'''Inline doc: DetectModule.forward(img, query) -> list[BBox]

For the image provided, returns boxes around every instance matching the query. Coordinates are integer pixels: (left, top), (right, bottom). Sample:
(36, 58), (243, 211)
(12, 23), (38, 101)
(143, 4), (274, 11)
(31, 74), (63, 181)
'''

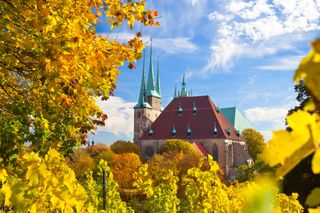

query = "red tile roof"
(193, 142), (209, 156)
(140, 96), (243, 141)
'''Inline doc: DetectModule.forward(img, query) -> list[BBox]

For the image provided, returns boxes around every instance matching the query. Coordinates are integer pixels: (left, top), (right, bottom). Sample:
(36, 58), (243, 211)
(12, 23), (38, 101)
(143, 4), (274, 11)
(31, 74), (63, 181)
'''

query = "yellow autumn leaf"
(295, 42), (320, 100)
(262, 130), (306, 167)
(309, 208), (320, 213)
(2, 181), (12, 206)
(0, 169), (7, 182)
(306, 188), (320, 208)
(312, 150), (320, 174)
(262, 110), (320, 179)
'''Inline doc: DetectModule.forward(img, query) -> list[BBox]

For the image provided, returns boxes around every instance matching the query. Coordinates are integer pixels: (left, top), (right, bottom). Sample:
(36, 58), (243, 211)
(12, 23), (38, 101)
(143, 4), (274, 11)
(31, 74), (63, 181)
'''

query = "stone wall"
(133, 107), (161, 142)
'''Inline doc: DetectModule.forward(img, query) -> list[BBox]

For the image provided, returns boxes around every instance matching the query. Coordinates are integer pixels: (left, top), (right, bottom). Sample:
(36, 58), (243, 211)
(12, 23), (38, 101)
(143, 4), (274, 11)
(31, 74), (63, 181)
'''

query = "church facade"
(133, 46), (252, 178)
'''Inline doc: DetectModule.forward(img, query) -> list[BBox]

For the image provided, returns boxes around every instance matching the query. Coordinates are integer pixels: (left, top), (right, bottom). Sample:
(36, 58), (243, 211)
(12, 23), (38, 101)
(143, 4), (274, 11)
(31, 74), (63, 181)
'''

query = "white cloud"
(257, 55), (304, 71)
(205, 0), (320, 72)
(244, 106), (288, 141)
(245, 107), (287, 125)
(96, 96), (135, 136)
(259, 130), (273, 141)
(99, 32), (198, 54)
(153, 37), (198, 54)
(191, 0), (200, 6)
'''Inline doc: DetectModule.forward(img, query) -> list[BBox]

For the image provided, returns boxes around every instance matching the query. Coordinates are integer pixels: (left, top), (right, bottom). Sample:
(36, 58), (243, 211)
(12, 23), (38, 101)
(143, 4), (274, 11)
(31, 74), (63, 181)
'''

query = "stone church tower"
(133, 43), (162, 143)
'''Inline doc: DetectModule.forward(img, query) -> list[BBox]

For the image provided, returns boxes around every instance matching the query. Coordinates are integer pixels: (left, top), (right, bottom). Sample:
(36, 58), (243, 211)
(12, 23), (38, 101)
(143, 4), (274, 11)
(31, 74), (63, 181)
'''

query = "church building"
(133, 45), (252, 178)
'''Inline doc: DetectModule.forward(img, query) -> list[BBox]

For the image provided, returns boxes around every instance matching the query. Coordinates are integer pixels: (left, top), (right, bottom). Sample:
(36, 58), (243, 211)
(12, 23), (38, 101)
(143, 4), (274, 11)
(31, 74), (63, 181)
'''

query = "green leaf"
(306, 188), (320, 207)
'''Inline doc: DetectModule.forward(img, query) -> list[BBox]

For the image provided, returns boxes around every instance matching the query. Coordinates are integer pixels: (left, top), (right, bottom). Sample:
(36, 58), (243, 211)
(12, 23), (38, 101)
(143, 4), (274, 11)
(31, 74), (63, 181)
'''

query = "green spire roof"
(146, 40), (160, 98)
(180, 73), (188, 97)
(182, 73), (186, 86)
(220, 107), (253, 132)
(134, 50), (152, 109)
(156, 57), (161, 97)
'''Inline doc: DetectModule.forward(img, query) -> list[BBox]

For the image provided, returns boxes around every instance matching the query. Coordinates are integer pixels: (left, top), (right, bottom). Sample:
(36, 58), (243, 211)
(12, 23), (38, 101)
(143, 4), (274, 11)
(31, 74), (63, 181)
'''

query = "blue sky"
(91, 0), (320, 145)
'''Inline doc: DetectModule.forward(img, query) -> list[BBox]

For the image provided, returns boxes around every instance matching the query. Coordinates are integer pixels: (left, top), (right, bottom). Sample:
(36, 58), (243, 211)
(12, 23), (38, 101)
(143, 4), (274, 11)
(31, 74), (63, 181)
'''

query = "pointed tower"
(180, 73), (191, 97)
(134, 51), (151, 109)
(134, 44), (163, 143)
(146, 41), (162, 111)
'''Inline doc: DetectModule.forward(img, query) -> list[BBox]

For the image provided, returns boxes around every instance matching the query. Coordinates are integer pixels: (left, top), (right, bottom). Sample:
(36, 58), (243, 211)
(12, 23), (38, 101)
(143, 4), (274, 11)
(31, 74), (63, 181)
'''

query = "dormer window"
(213, 122), (218, 135)
(178, 102), (183, 115)
(187, 124), (192, 135)
(226, 128), (231, 136)
(149, 128), (154, 136)
(235, 130), (240, 137)
(216, 107), (220, 113)
(193, 102), (197, 115)
(172, 125), (176, 136)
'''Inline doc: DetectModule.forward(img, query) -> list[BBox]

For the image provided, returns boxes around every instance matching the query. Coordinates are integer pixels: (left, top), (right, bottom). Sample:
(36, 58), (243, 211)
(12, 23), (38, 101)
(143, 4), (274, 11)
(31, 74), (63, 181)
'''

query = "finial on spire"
(182, 73), (186, 86)
(174, 86), (178, 98)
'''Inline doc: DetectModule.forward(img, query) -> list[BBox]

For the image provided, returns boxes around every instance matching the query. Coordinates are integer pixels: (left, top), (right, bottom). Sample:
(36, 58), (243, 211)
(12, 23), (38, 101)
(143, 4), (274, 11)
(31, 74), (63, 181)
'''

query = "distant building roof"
(220, 107), (253, 133)
(193, 142), (209, 156)
(140, 96), (243, 141)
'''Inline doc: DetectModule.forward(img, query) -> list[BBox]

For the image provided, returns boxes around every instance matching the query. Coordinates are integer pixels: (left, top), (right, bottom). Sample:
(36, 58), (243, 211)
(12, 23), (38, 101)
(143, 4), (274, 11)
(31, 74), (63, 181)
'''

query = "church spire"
(146, 40), (160, 98)
(156, 56), (161, 97)
(134, 50), (151, 109)
(182, 73), (186, 86)
(181, 73), (188, 97)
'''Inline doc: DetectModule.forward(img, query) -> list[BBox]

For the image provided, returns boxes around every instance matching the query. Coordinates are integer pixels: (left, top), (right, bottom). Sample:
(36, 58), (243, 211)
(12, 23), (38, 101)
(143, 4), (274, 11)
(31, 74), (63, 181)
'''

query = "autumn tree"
(110, 140), (141, 157)
(242, 128), (265, 161)
(86, 144), (110, 158)
(0, 0), (158, 161)
(158, 139), (197, 155)
(67, 149), (96, 181)
(112, 153), (142, 189)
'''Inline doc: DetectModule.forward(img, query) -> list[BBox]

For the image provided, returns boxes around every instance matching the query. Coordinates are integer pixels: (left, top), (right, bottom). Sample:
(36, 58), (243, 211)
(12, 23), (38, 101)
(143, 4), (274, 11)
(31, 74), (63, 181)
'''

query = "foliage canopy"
(0, 0), (158, 160)
(110, 140), (141, 157)
(242, 128), (265, 161)
(158, 139), (197, 155)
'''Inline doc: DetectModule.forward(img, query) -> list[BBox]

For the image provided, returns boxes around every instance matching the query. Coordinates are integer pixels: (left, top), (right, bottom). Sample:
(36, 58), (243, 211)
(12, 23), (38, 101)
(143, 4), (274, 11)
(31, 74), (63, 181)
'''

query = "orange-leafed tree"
(0, 0), (158, 161)
(112, 153), (142, 189)
(67, 149), (96, 181)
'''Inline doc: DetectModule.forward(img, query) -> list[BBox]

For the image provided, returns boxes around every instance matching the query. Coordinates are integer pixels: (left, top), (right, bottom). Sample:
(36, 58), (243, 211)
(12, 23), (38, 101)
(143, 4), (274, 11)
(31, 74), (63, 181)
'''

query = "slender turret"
(134, 50), (151, 109)
(146, 41), (160, 98)
(180, 73), (188, 97)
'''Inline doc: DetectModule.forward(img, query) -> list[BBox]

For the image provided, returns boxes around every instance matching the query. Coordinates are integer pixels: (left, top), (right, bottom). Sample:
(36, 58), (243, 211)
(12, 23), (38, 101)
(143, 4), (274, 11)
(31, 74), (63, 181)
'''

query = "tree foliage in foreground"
(0, 150), (131, 212)
(0, 0), (158, 161)
(0, 146), (304, 212)
(282, 78), (320, 207)
(262, 38), (320, 212)
(133, 155), (303, 213)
